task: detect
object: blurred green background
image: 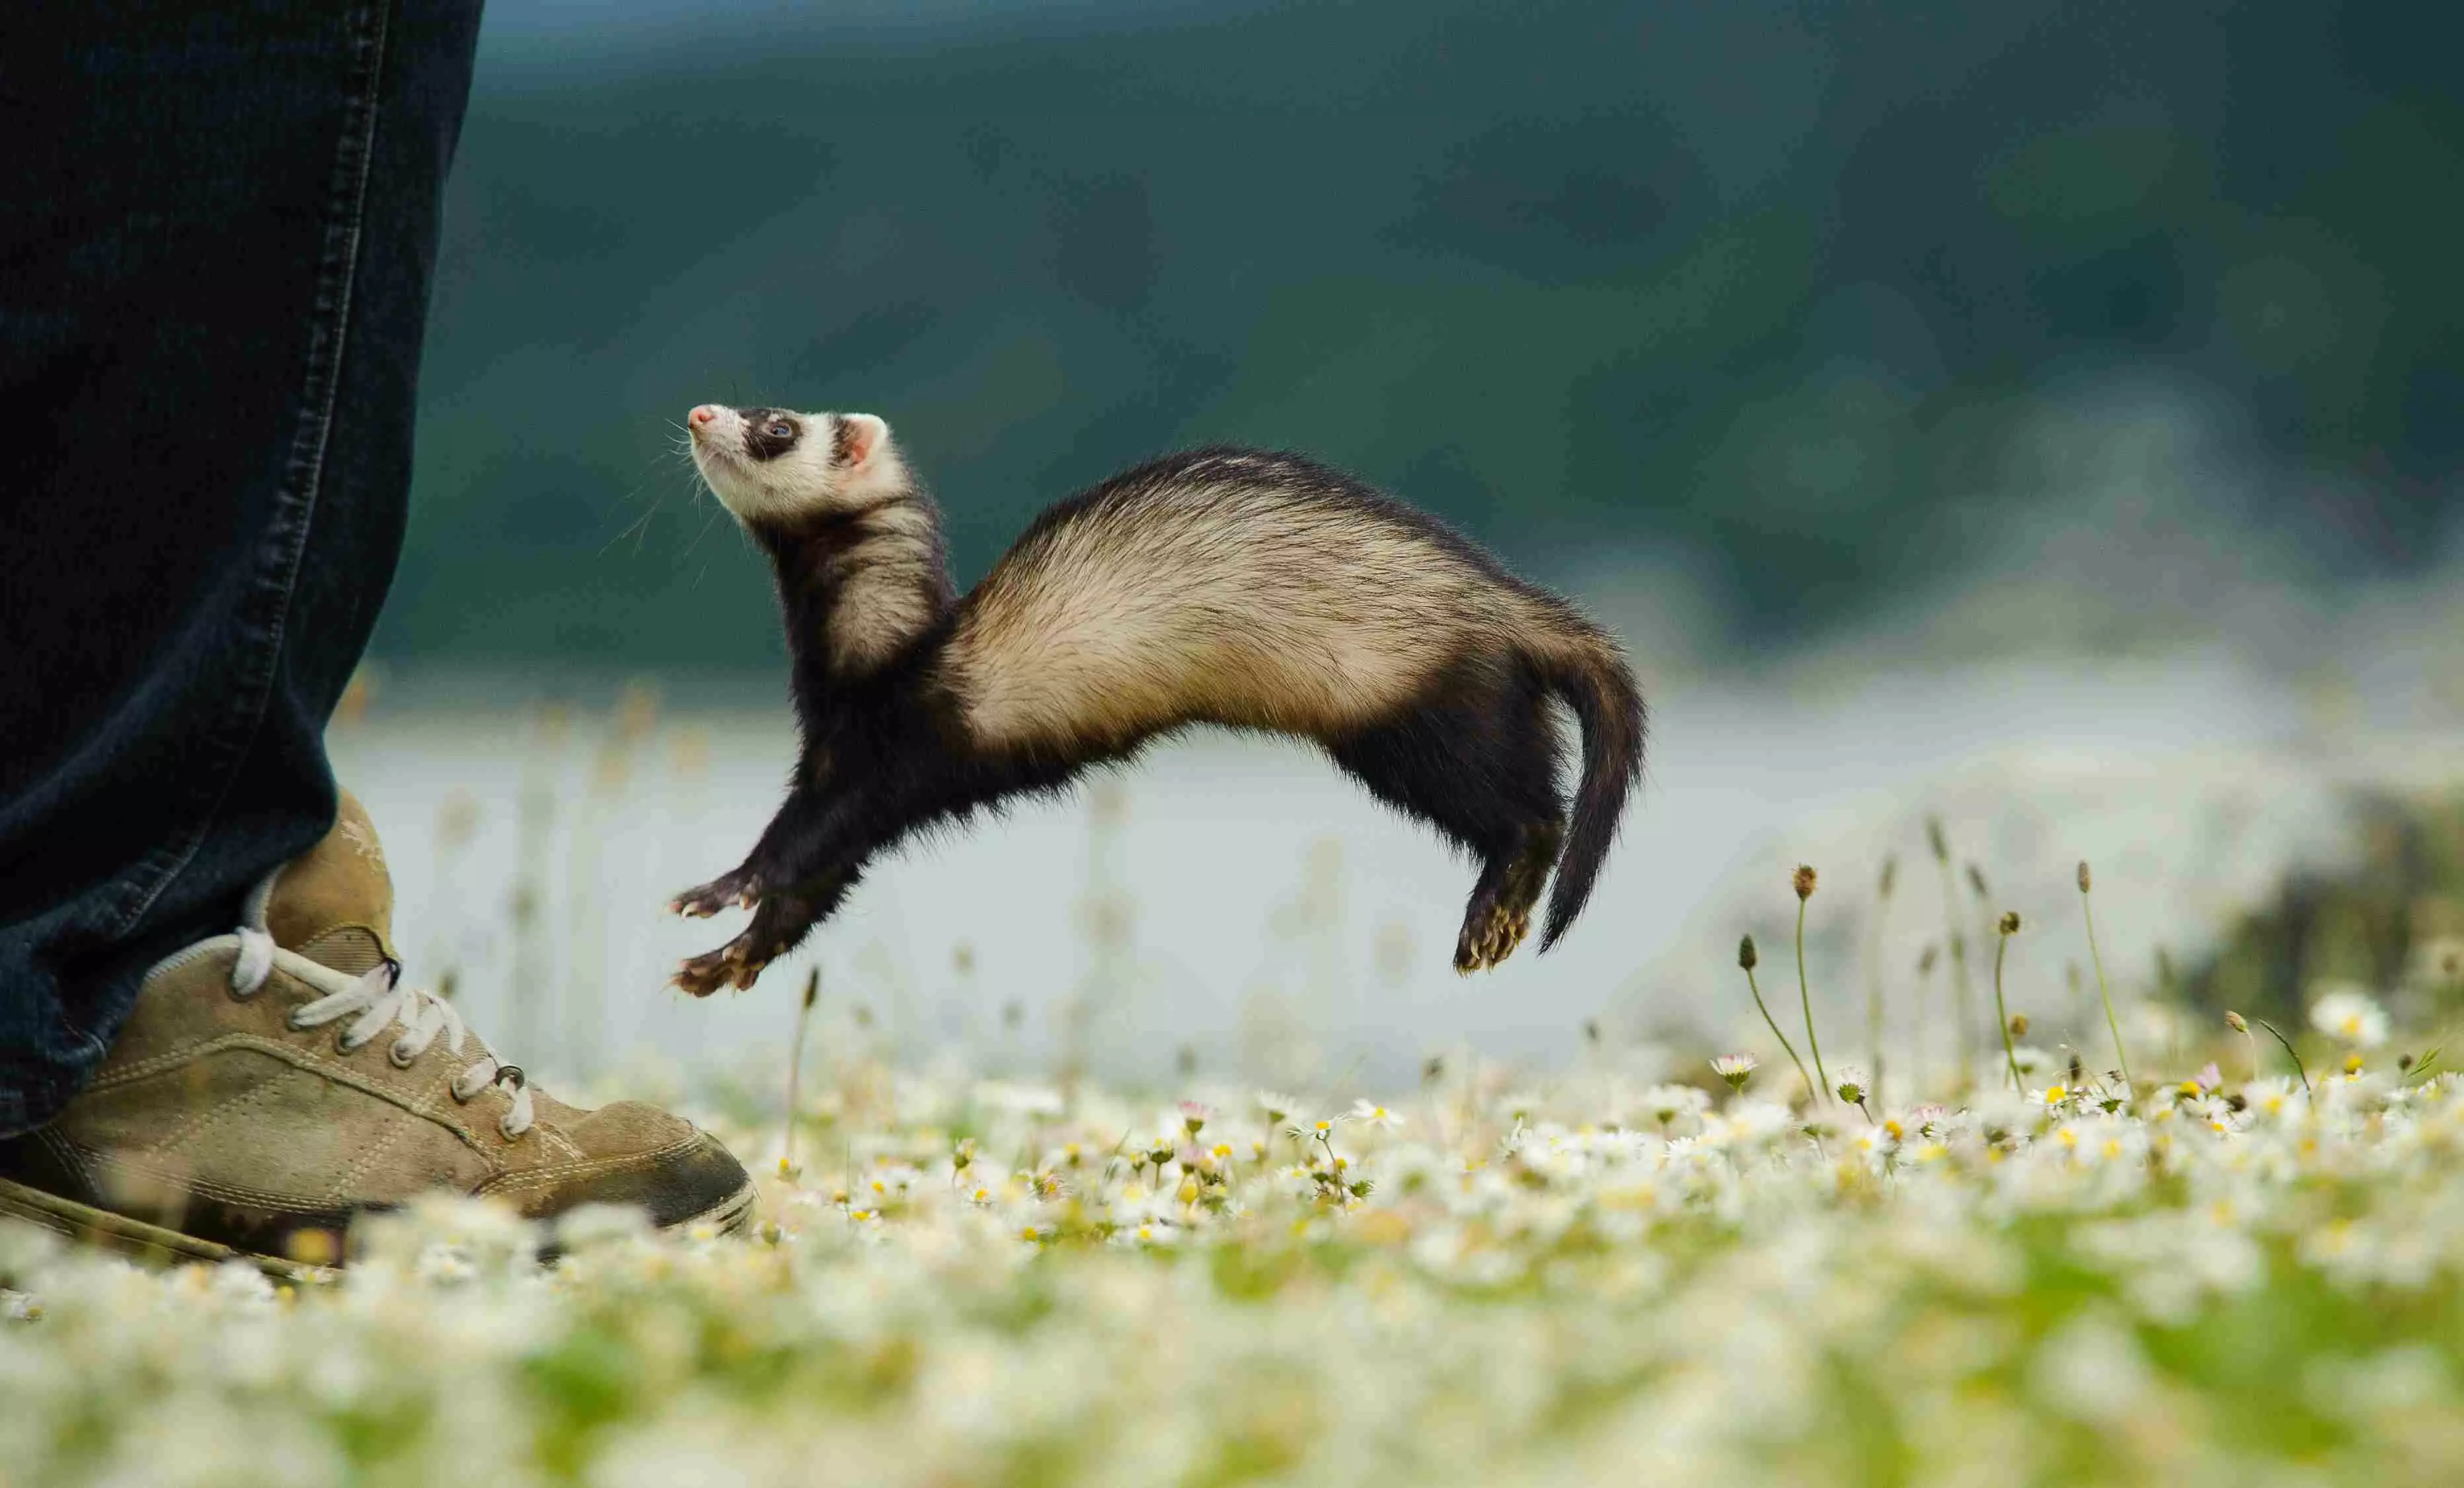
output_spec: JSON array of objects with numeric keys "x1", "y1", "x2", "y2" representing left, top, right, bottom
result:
[{"x1": 385, "y1": 0, "x2": 2460, "y2": 672}]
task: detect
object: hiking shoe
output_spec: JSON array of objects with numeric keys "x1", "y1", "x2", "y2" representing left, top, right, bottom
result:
[{"x1": 0, "y1": 790, "x2": 754, "y2": 1272}]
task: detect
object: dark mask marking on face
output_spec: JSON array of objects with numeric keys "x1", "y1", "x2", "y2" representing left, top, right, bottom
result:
[{"x1": 741, "y1": 408, "x2": 800, "y2": 463}]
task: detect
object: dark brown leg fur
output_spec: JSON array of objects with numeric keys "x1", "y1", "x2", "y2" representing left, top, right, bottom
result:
[
  {"x1": 669, "y1": 778, "x2": 863, "y2": 995},
  {"x1": 1456, "y1": 820, "x2": 1562, "y2": 971},
  {"x1": 668, "y1": 745, "x2": 993, "y2": 995},
  {"x1": 673, "y1": 870, "x2": 867, "y2": 997},
  {"x1": 1323, "y1": 659, "x2": 1567, "y2": 975}
]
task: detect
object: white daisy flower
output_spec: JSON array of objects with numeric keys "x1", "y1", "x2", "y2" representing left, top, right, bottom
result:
[
  {"x1": 1350, "y1": 1098, "x2": 1403, "y2": 1129},
  {"x1": 2309, "y1": 986, "x2": 2389, "y2": 1048}
]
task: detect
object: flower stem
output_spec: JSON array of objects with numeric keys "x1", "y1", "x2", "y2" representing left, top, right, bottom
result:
[
  {"x1": 1865, "y1": 941, "x2": 1886, "y2": 1114},
  {"x1": 2252, "y1": 1017, "x2": 2312, "y2": 1099},
  {"x1": 1933, "y1": 859, "x2": 1975, "y2": 1092},
  {"x1": 1796, "y1": 899, "x2": 1830, "y2": 1103},
  {"x1": 1912, "y1": 948, "x2": 1936, "y2": 1100},
  {"x1": 783, "y1": 967, "x2": 820, "y2": 1172},
  {"x1": 1993, "y1": 933, "x2": 2023, "y2": 1091},
  {"x1": 2079, "y1": 885, "x2": 2134, "y2": 1095},
  {"x1": 1744, "y1": 963, "x2": 1816, "y2": 1108}
]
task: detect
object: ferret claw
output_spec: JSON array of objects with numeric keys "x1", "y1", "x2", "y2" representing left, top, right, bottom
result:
[
  {"x1": 674, "y1": 953, "x2": 730, "y2": 998},
  {"x1": 676, "y1": 915, "x2": 792, "y2": 996},
  {"x1": 670, "y1": 870, "x2": 762, "y2": 920},
  {"x1": 1453, "y1": 900, "x2": 1530, "y2": 975}
]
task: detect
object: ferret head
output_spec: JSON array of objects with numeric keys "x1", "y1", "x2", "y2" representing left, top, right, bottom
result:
[{"x1": 685, "y1": 404, "x2": 907, "y2": 525}]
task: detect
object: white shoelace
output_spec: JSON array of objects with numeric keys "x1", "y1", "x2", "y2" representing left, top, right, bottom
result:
[{"x1": 230, "y1": 926, "x2": 535, "y2": 1140}]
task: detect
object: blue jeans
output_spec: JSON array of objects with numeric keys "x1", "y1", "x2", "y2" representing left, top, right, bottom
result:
[{"x1": 0, "y1": 1, "x2": 484, "y2": 1135}]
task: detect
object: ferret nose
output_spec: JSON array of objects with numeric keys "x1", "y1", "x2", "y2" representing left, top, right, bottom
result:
[{"x1": 688, "y1": 404, "x2": 719, "y2": 428}]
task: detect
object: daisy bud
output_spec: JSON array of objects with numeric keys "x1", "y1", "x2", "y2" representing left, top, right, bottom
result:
[
  {"x1": 1833, "y1": 1069, "x2": 1868, "y2": 1105},
  {"x1": 1738, "y1": 935, "x2": 1759, "y2": 971},
  {"x1": 2076, "y1": 860, "x2": 2093, "y2": 893},
  {"x1": 2225, "y1": 1010, "x2": 2248, "y2": 1033},
  {"x1": 1794, "y1": 864, "x2": 1818, "y2": 901},
  {"x1": 2009, "y1": 1014, "x2": 2030, "y2": 1037},
  {"x1": 1711, "y1": 1053, "x2": 1757, "y2": 1090},
  {"x1": 1999, "y1": 911, "x2": 2021, "y2": 936},
  {"x1": 1927, "y1": 816, "x2": 1948, "y2": 862},
  {"x1": 1968, "y1": 864, "x2": 1991, "y2": 899}
]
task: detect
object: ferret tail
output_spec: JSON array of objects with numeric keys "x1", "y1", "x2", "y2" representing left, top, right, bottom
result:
[{"x1": 1534, "y1": 626, "x2": 1645, "y2": 953}]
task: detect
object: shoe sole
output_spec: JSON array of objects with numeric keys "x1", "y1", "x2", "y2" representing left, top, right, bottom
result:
[{"x1": 0, "y1": 1175, "x2": 761, "y2": 1282}]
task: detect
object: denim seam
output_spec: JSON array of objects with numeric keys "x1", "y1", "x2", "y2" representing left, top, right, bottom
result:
[{"x1": 106, "y1": 1, "x2": 396, "y2": 950}]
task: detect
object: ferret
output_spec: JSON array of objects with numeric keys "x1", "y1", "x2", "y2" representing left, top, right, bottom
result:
[{"x1": 666, "y1": 403, "x2": 1644, "y2": 996}]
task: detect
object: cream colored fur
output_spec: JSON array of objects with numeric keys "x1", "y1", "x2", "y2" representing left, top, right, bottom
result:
[
  {"x1": 945, "y1": 451, "x2": 1562, "y2": 751},
  {"x1": 823, "y1": 500, "x2": 944, "y2": 675}
]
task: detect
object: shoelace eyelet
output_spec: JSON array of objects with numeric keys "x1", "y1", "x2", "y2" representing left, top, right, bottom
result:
[
  {"x1": 498, "y1": 1113, "x2": 524, "y2": 1141},
  {"x1": 387, "y1": 1040, "x2": 419, "y2": 1069},
  {"x1": 334, "y1": 1029, "x2": 364, "y2": 1055}
]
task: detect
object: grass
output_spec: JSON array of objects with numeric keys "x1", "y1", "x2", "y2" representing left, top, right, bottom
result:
[{"x1": 5, "y1": 974, "x2": 2461, "y2": 1485}]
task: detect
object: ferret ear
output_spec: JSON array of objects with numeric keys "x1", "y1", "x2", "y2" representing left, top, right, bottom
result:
[{"x1": 832, "y1": 412, "x2": 890, "y2": 469}]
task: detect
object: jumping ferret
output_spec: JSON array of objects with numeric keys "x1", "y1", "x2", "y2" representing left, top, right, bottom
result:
[{"x1": 667, "y1": 404, "x2": 1644, "y2": 996}]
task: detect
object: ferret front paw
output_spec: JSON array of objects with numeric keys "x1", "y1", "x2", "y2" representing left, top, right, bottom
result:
[
  {"x1": 674, "y1": 936, "x2": 766, "y2": 997},
  {"x1": 672, "y1": 893, "x2": 813, "y2": 996},
  {"x1": 669, "y1": 867, "x2": 763, "y2": 919}
]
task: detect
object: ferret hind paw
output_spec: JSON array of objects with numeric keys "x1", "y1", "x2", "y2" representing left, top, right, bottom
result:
[{"x1": 1452, "y1": 900, "x2": 1529, "y2": 975}]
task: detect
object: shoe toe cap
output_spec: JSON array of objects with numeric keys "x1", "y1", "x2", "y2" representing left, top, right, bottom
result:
[{"x1": 500, "y1": 1105, "x2": 753, "y2": 1232}]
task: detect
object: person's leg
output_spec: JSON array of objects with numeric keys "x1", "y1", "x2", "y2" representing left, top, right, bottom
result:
[{"x1": 0, "y1": 0, "x2": 485, "y2": 1135}]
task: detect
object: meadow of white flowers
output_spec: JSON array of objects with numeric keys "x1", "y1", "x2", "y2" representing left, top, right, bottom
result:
[{"x1": 4, "y1": 982, "x2": 2459, "y2": 1488}]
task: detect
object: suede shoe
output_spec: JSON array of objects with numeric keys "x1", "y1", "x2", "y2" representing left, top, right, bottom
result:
[{"x1": 0, "y1": 791, "x2": 754, "y2": 1272}]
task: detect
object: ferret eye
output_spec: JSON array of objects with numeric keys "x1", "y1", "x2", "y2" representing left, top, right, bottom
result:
[{"x1": 766, "y1": 421, "x2": 793, "y2": 439}]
